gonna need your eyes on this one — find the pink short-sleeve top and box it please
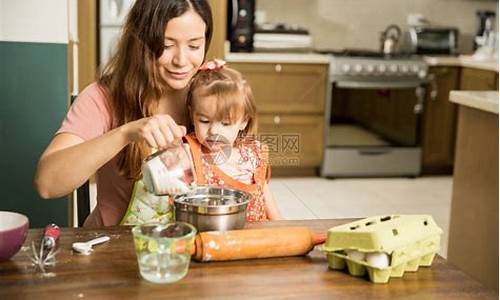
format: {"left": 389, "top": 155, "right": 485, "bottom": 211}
{"left": 56, "top": 83, "right": 133, "bottom": 227}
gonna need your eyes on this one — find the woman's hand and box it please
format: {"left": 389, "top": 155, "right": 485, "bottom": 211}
{"left": 123, "top": 115, "right": 187, "bottom": 149}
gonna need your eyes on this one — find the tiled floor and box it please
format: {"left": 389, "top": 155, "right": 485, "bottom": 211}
{"left": 269, "top": 176, "right": 453, "bottom": 257}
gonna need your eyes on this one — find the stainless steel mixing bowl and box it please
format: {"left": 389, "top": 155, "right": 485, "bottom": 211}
{"left": 173, "top": 186, "right": 250, "bottom": 232}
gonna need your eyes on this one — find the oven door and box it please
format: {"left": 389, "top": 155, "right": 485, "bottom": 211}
{"left": 322, "top": 84, "right": 424, "bottom": 177}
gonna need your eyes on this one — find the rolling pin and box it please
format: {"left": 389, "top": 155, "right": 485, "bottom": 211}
{"left": 191, "top": 226, "right": 326, "bottom": 262}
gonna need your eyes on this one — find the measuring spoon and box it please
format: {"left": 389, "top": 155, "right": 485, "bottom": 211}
{"left": 72, "top": 236, "right": 110, "bottom": 255}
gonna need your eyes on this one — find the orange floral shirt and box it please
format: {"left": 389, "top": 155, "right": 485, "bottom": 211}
{"left": 185, "top": 134, "right": 269, "bottom": 222}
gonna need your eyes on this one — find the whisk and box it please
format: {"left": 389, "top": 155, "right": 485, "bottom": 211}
{"left": 30, "top": 224, "right": 60, "bottom": 273}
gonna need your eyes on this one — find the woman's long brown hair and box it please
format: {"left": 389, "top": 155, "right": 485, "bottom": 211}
{"left": 98, "top": 0, "right": 213, "bottom": 179}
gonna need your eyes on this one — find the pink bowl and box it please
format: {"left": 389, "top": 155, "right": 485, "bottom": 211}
{"left": 0, "top": 211, "right": 29, "bottom": 260}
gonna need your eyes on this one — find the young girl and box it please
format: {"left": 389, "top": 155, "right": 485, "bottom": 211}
{"left": 185, "top": 59, "right": 282, "bottom": 221}
{"left": 123, "top": 59, "right": 282, "bottom": 224}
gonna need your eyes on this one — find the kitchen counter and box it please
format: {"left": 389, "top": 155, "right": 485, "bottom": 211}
{"left": 449, "top": 90, "right": 499, "bottom": 114}
{"left": 424, "top": 55, "right": 499, "bottom": 72}
{"left": 0, "top": 219, "right": 497, "bottom": 300}
{"left": 225, "top": 52, "right": 331, "bottom": 64}
{"left": 447, "top": 91, "right": 499, "bottom": 291}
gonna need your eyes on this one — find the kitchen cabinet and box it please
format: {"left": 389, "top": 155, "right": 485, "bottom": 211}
{"left": 460, "top": 67, "right": 499, "bottom": 91}
{"left": 258, "top": 114, "right": 324, "bottom": 168}
{"left": 448, "top": 91, "right": 498, "bottom": 292}
{"left": 230, "top": 62, "right": 328, "bottom": 173}
{"left": 421, "top": 67, "right": 460, "bottom": 174}
{"left": 421, "top": 66, "right": 498, "bottom": 174}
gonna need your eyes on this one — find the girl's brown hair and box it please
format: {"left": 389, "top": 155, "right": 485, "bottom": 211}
{"left": 186, "top": 66, "right": 257, "bottom": 139}
{"left": 98, "top": 0, "right": 213, "bottom": 179}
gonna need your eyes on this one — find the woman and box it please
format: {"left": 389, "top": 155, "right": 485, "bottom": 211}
{"left": 34, "top": 0, "right": 213, "bottom": 226}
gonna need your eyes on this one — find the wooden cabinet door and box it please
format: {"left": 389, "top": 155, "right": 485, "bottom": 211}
{"left": 460, "top": 68, "right": 498, "bottom": 91}
{"left": 230, "top": 63, "right": 328, "bottom": 114}
{"left": 257, "top": 114, "right": 324, "bottom": 168}
{"left": 421, "top": 67, "right": 460, "bottom": 174}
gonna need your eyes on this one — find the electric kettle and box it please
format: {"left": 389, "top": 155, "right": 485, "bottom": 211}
{"left": 380, "top": 24, "right": 402, "bottom": 55}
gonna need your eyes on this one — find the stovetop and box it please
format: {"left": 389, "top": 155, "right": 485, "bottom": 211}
{"left": 317, "top": 49, "right": 429, "bottom": 86}
{"left": 316, "top": 48, "right": 419, "bottom": 59}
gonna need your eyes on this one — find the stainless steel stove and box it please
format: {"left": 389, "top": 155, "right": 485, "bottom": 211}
{"left": 320, "top": 49, "right": 428, "bottom": 88}
{"left": 319, "top": 49, "right": 429, "bottom": 177}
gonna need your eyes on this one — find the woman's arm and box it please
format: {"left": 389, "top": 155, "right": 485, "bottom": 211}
{"left": 34, "top": 115, "right": 186, "bottom": 199}
{"left": 34, "top": 128, "right": 128, "bottom": 199}
{"left": 263, "top": 183, "right": 284, "bottom": 220}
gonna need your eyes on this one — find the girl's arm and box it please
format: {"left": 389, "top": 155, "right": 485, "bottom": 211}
{"left": 34, "top": 115, "right": 185, "bottom": 199}
{"left": 263, "top": 183, "right": 284, "bottom": 220}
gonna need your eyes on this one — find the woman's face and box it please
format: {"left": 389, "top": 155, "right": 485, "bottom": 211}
{"left": 158, "top": 10, "right": 206, "bottom": 90}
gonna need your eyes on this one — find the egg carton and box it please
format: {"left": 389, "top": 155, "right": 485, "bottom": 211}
{"left": 321, "top": 215, "right": 442, "bottom": 283}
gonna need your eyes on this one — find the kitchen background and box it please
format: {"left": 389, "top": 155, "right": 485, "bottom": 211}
{"left": 257, "top": 0, "right": 498, "bottom": 53}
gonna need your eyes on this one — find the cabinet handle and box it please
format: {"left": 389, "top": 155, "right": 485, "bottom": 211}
{"left": 273, "top": 115, "right": 281, "bottom": 124}
{"left": 436, "top": 68, "right": 449, "bottom": 75}
{"left": 275, "top": 64, "right": 282, "bottom": 72}
{"left": 414, "top": 86, "right": 425, "bottom": 114}
{"left": 427, "top": 73, "right": 438, "bottom": 101}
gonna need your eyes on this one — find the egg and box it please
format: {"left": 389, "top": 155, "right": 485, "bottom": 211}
{"left": 366, "top": 252, "right": 390, "bottom": 269}
{"left": 345, "top": 249, "right": 366, "bottom": 261}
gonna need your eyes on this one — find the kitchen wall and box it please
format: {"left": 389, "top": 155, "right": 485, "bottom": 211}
{"left": 0, "top": 0, "right": 74, "bottom": 228}
{"left": 257, "top": 0, "right": 499, "bottom": 54}
{"left": 0, "top": 0, "right": 68, "bottom": 43}
{"left": 0, "top": 1, "right": 3, "bottom": 39}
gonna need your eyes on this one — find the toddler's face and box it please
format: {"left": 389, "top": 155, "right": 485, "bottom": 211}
{"left": 157, "top": 9, "right": 206, "bottom": 91}
{"left": 192, "top": 95, "right": 248, "bottom": 151}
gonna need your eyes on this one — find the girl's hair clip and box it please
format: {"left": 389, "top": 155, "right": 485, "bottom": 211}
{"left": 200, "top": 58, "right": 226, "bottom": 71}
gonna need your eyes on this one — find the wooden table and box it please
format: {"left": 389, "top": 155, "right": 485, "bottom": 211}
{"left": 0, "top": 219, "right": 497, "bottom": 299}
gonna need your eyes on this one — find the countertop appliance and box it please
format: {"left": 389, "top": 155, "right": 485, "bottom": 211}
{"left": 409, "top": 26, "right": 459, "bottom": 55}
{"left": 380, "top": 25, "right": 402, "bottom": 55}
{"left": 318, "top": 49, "right": 428, "bottom": 177}
{"left": 227, "top": 0, "right": 256, "bottom": 52}
{"left": 475, "top": 10, "right": 496, "bottom": 50}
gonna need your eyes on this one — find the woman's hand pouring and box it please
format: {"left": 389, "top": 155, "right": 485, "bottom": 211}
{"left": 123, "top": 115, "right": 187, "bottom": 149}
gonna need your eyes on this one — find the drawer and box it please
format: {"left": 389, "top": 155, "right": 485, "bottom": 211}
{"left": 230, "top": 63, "right": 328, "bottom": 114}
{"left": 460, "top": 68, "right": 498, "bottom": 91}
{"left": 257, "top": 114, "right": 324, "bottom": 168}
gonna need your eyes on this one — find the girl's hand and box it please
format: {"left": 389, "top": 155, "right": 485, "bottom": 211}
{"left": 122, "top": 115, "right": 187, "bottom": 149}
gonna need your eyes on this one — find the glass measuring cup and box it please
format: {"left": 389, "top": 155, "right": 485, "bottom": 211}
{"left": 142, "top": 143, "right": 195, "bottom": 196}
{"left": 132, "top": 222, "right": 196, "bottom": 283}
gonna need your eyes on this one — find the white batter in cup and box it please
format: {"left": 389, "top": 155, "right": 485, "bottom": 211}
{"left": 142, "top": 143, "right": 195, "bottom": 195}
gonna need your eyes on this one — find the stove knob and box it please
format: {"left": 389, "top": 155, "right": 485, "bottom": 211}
{"left": 366, "top": 64, "right": 375, "bottom": 73}
{"left": 418, "top": 69, "right": 427, "bottom": 79}
{"left": 354, "top": 64, "right": 363, "bottom": 73}
{"left": 342, "top": 64, "right": 351, "bottom": 73}
{"left": 390, "top": 64, "right": 398, "bottom": 73}
{"left": 378, "top": 64, "right": 387, "bottom": 73}
{"left": 400, "top": 65, "right": 409, "bottom": 73}
{"left": 411, "top": 65, "right": 420, "bottom": 73}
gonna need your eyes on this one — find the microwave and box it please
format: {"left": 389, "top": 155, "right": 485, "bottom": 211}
{"left": 409, "top": 27, "right": 459, "bottom": 55}
{"left": 227, "top": 0, "right": 256, "bottom": 52}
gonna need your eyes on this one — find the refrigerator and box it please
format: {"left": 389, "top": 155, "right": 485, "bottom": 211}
{"left": 99, "top": 0, "right": 135, "bottom": 66}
